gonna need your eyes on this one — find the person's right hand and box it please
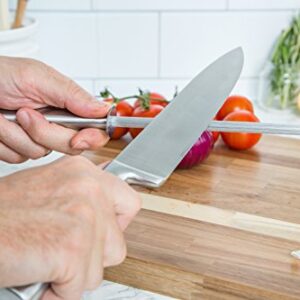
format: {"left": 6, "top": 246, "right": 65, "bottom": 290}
{"left": 0, "top": 156, "right": 141, "bottom": 300}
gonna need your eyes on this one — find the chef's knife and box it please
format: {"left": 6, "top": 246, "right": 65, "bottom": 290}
{"left": 2, "top": 109, "right": 300, "bottom": 136}
{"left": 0, "top": 47, "right": 244, "bottom": 299}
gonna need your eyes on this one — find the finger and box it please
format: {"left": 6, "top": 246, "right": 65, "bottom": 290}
{"left": 0, "top": 114, "right": 48, "bottom": 159}
{"left": 71, "top": 128, "right": 109, "bottom": 151}
{"left": 87, "top": 173, "right": 127, "bottom": 268}
{"left": 84, "top": 213, "right": 105, "bottom": 290}
{"left": 101, "top": 172, "right": 142, "bottom": 231}
{"left": 32, "top": 63, "right": 110, "bottom": 118}
{"left": 85, "top": 242, "right": 104, "bottom": 291}
{"left": 17, "top": 108, "right": 82, "bottom": 155}
{"left": 103, "top": 211, "right": 127, "bottom": 268}
{"left": 0, "top": 142, "right": 27, "bottom": 164}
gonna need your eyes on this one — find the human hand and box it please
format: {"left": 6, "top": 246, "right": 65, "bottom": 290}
{"left": 0, "top": 156, "right": 141, "bottom": 300}
{"left": 0, "top": 56, "right": 110, "bottom": 163}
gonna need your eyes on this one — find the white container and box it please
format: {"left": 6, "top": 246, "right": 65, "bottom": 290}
{"left": 0, "top": 17, "right": 39, "bottom": 58}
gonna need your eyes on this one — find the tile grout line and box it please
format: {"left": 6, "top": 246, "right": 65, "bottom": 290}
{"left": 92, "top": 79, "right": 97, "bottom": 95}
{"left": 21, "top": 9, "right": 298, "bottom": 13}
{"left": 157, "top": 12, "right": 162, "bottom": 78}
{"left": 94, "top": 10, "right": 100, "bottom": 94}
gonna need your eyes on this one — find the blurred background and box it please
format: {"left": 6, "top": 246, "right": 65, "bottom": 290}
{"left": 1, "top": 0, "right": 300, "bottom": 120}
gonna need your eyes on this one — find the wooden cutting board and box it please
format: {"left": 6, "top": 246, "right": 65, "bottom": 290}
{"left": 84, "top": 135, "right": 300, "bottom": 300}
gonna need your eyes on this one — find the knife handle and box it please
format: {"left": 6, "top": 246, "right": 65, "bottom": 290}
{"left": 0, "top": 107, "right": 123, "bottom": 140}
{"left": 0, "top": 283, "right": 48, "bottom": 300}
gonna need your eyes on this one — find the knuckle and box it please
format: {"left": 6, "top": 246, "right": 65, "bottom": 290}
{"left": 67, "top": 200, "right": 97, "bottom": 226}
{"left": 18, "top": 58, "right": 45, "bottom": 91}
{"left": 65, "top": 239, "right": 87, "bottom": 264}
{"left": 66, "top": 79, "right": 85, "bottom": 99}
{"left": 30, "top": 122, "right": 47, "bottom": 141}
{"left": 59, "top": 156, "right": 95, "bottom": 174}
{"left": 66, "top": 155, "right": 93, "bottom": 169}
{"left": 64, "top": 215, "right": 93, "bottom": 255}
{"left": 71, "top": 178, "right": 103, "bottom": 203}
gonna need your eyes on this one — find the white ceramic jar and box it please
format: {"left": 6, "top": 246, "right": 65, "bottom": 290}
{"left": 0, "top": 17, "right": 39, "bottom": 58}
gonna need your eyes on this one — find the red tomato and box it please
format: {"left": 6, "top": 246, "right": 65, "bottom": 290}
{"left": 134, "top": 92, "right": 169, "bottom": 108}
{"left": 129, "top": 104, "right": 164, "bottom": 138}
{"left": 221, "top": 110, "right": 262, "bottom": 150}
{"left": 110, "top": 101, "right": 134, "bottom": 140}
{"left": 211, "top": 131, "right": 220, "bottom": 143}
{"left": 216, "top": 95, "right": 254, "bottom": 120}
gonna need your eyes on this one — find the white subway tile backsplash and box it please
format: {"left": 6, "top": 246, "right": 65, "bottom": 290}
{"left": 229, "top": 0, "right": 300, "bottom": 10}
{"left": 74, "top": 80, "right": 94, "bottom": 94}
{"left": 92, "top": 0, "right": 227, "bottom": 11}
{"left": 160, "top": 12, "right": 293, "bottom": 78}
{"left": 231, "top": 78, "right": 259, "bottom": 101}
{"left": 31, "top": 13, "right": 98, "bottom": 78}
{"left": 9, "top": 1, "right": 296, "bottom": 102}
{"left": 97, "top": 13, "right": 159, "bottom": 78}
{"left": 9, "top": 0, "right": 92, "bottom": 11}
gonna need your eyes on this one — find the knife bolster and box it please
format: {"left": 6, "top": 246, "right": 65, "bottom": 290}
{"left": 105, "top": 160, "right": 167, "bottom": 188}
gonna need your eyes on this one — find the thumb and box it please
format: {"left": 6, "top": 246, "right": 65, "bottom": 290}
{"left": 34, "top": 62, "right": 109, "bottom": 118}
{"left": 62, "top": 86, "right": 110, "bottom": 118}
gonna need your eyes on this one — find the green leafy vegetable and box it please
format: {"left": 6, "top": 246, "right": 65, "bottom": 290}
{"left": 269, "top": 14, "right": 300, "bottom": 109}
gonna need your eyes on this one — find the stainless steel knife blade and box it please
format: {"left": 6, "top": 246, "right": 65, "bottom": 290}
{"left": 105, "top": 47, "right": 244, "bottom": 186}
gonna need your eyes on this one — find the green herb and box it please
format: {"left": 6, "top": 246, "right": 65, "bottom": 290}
{"left": 269, "top": 13, "right": 300, "bottom": 109}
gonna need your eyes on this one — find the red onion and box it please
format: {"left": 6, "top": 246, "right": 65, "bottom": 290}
{"left": 177, "top": 130, "right": 214, "bottom": 169}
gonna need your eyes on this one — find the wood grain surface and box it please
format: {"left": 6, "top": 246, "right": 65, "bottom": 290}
{"left": 84, "top": 135, "right": 300, "bottom": 300}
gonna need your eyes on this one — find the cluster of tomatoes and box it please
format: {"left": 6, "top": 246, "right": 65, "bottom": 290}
{"left": 102, "top": 89, "right": 261, "bottom": 151}
{"left": 102, "top": 90, "right": 168, "bottom": 140}
{"left": 213, "top": 95, "right": 261, "bottom": 150}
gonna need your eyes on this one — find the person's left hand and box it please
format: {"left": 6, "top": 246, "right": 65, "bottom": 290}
{"left": 0, "top": 56, "right": 110, "bottom": 163}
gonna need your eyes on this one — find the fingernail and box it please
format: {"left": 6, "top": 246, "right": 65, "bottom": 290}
{"left": 72, "top": 140, "right": 90, "bottom": 150}
{"left": 18, "top": 111, "right": 31, "bottom": 129}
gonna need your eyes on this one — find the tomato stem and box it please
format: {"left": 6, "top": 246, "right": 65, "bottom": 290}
{"left": 99, "top": 88, "right": 171, "bottom": 110}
